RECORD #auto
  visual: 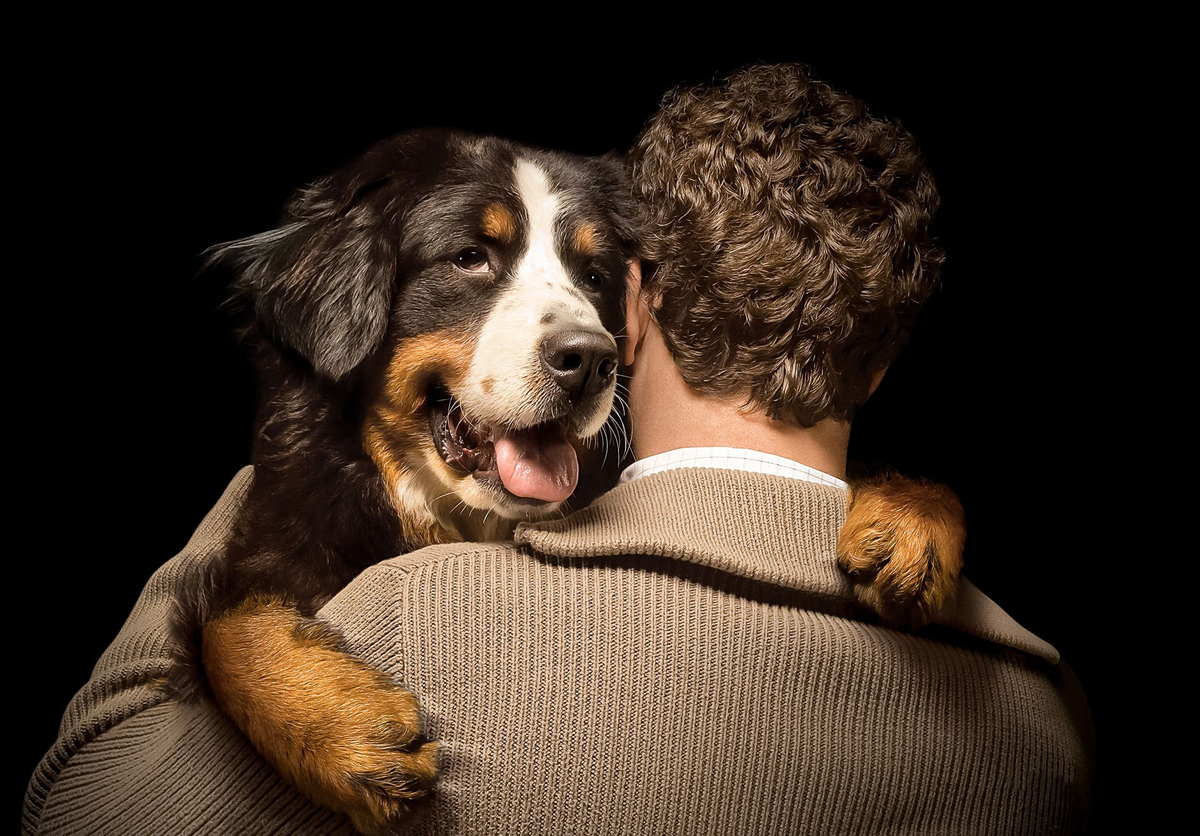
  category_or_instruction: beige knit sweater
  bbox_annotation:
[24,466,1093,835]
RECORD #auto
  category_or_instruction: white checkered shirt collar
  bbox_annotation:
[619,447,849,492]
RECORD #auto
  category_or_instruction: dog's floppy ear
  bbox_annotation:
[212,173,397,382]
[594,151,644,257]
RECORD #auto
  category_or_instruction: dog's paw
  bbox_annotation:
[304,674,439,836]
[837,473,966,628]
[203,596,438,835]
[343,743,439,835]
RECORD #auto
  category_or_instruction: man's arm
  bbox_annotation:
[22,469,353,836]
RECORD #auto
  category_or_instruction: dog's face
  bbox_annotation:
[223,130,637,539]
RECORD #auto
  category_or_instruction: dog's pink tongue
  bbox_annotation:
[494,425,578,502]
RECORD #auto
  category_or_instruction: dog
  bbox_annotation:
[169,128,965,835]
[168,129,638,834]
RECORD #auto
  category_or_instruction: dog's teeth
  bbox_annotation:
[447,403,487,449]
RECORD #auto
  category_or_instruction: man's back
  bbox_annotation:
[28,466,1091,835]
[328,465,1093,834]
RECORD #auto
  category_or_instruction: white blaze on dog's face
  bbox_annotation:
[360,137,630,539]
[459,159,613,434]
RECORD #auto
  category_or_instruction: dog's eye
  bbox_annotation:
[584,271,604,290]
[455,248,491,273]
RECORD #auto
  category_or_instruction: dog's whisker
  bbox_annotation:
[427,490,460,510]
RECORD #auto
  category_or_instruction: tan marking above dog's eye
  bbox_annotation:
[481,203,516,243]
[573,222,598,256]
[454,248,491,274]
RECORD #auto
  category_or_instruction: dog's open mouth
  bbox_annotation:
[428,388,579,503]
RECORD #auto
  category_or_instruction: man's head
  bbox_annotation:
[625,64,943,432]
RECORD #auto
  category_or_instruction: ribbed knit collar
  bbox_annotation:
[516,468,1059,663]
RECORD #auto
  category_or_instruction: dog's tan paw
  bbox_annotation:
[837,473,966,628]
[306,678,439,836]
[203,596,438,834]
[342,743,439,834]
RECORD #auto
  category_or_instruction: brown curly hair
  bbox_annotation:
[627,64,944,426]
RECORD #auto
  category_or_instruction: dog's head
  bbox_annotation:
[218,130,638,539]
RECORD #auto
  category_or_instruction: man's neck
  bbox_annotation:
[632,390,850,480]
[627,319,849,480]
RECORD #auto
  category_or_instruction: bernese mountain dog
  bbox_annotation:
[169,129,638,833]
[169,128,964,835]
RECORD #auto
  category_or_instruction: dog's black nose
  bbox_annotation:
[540,330,618,403]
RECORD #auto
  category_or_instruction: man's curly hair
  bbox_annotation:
[627,64,944,426]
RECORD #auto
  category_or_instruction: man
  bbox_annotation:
[25,65,1093,834]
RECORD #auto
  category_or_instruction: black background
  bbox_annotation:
[17,34,1131,831]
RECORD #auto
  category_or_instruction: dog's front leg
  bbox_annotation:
[837,472,966,628]
[202,593,438,835]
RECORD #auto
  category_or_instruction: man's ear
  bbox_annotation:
[623,259,652,367]
[868,367,889,397]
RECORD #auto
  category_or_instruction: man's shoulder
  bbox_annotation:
[372,539,534,577]
[322,539,541,620]
[934,578,1062,664]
